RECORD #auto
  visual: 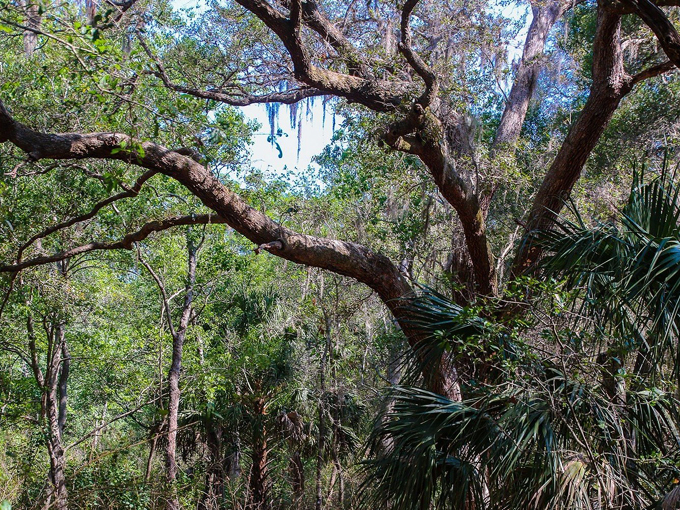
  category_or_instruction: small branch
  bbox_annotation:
[631,59,676,84]
[138,253,177,339]
[232,0,406,111]
[137,31,324,106]
[15,169,157,264]
[65,396,161,451]
[299,0,370,76]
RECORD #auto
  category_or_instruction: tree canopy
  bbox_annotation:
[3,0,680,507]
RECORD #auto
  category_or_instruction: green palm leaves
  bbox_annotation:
[359,170,680,509]
[361,370,680,509]
[535,170,680,378]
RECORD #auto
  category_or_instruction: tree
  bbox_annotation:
[357,167,680,509]
[139,228,204,510]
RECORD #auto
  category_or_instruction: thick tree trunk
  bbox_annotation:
[513,6,631,274]
[493,0,566,147]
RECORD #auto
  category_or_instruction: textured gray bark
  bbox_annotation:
[164,239,198,510]
[57,340,70,439]
[20,0,41,57]
[27,317,69,510]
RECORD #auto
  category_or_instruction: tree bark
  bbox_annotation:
[513,5,632,274]
[28,318,69,510]
[19,0,41,57]
[166,238,199,510]
[57,340,70,438]
[226,432,241,481]
[46,380,68,510]
[248,398,270,509]
[290,451,304,506]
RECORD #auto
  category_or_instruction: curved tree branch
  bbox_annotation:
[383,105,496,295]
[631,59,675,84]
[233,0,407,111]
[399,0,438,107]
[512,5,676,275]
[623,0,680,67]
[0,100,444,381]
[14,169,157,265]
[137,33,326,106]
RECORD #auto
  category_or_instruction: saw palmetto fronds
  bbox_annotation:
[359,373,680,509]
[535,170,680,379]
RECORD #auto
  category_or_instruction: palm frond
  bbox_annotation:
[536,171,680,378]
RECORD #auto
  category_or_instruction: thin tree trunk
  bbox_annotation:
[164,238,199,510]
[315,313,331,510]
[226,431,241,480]
[248,398,269,509]
[165,342,182,510]
[140,233,200,510]
[20,0,41,57]
[90,402,107,462]
[290,451,304,507]
[41,323,69,510]
[145,432,158,483]
[46,384,68,510]
[199,425,225,510]
[57,340,70,438]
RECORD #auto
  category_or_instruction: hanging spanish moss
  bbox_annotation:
[297,114,303,162]
[265,102,280,145]
[289,102,298,130]
[306,96,315,122]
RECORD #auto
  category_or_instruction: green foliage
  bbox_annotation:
[361,380,680,510]
[535,166,680,377]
